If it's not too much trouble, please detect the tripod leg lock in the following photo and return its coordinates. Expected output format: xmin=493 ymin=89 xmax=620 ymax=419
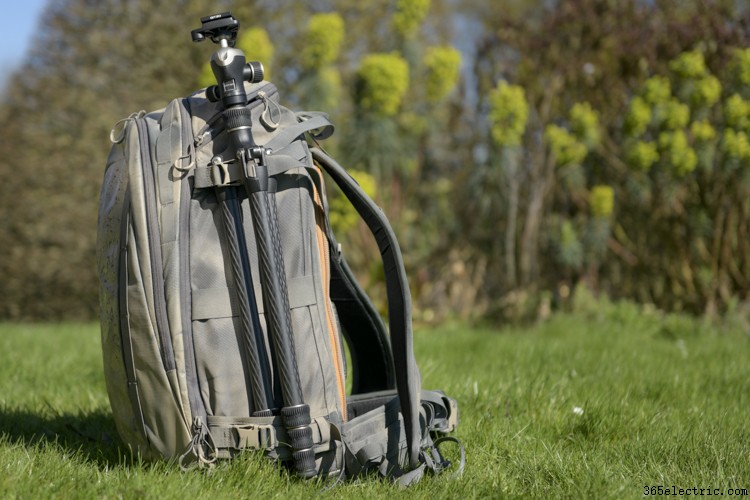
xmin=282 ymin=404 xmax=317 ymax=478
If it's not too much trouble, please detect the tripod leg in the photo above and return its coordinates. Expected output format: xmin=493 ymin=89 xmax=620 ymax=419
xmin=216 ymin=186 xmax=274 ymax=417
xmin=242 ymin=157 xmax=316 ymax=479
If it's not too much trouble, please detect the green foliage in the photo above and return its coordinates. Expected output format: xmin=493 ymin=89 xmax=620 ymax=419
xmin=238 ymin=27 xmax=275 ymax=78
xmin=424 ymin=45 xmax=462 ymax=103
xmin=393 ymin=0 xmax=431 ymax=38
xmin=690 ymin=75 xmax=722 ymax=107
xmin=585 ymin=217 xmax=612 ymax=258
xmin=669 ymin=49 xmax=708 ymax=79
xmin=3 ymin=0 xmax=750 ymax=321
xmin=660 ymin=99 xmax=690 ymax=130
xmin=658 ymin=130 xmax=697 ymax=176
xmin=355 ymin=52 xmax=410 ymax=117
xmin=641 ymin=75 xmax=671 ymax=105
xmin=317 ymin=66 xmax=342 ymax=107
xmin=626 ymin=140 xmax=660 ymax=171
xmin=463 ymin=2 xmax=750 ymax=317
xmin=729 ymin=47 xmax=750 ymax=88
xmin=545 ymin=124 xmax=587 ymax=167
xmin=328 ymin=169 xmax=377 ymax=234
xmin=625 ymin=96 xmax=652 ymax=136
xmin=724 ymin=93 xmax=750 ymax=130
xmin=198 ymin=61 xmax=215 ymax=88
xmin=544 ymin=101 xmax=599 ymax=170
xmin=589 ymin=185 xmax=614 ymax=218
xmin=690 ymin=120 xmax=717 ymax=142
xmin=297 ymin=66 xmax=343 ymax=113
xmin=296 ymin=13 xmax=344 ymax=114
xmin=558 ymin=220 xmax=583 ymax=269
xmin=341 ymin=113 xmax=404 ymax=182
xmin=570 ymin=102 xmax=600 ymax=148
xmin=488 ymin=81 xmax=529 ymax=147
xmin=301 ymin=13 xmax=345 ymax=69
xmin=721 ymin=128 xmax=750 ymax=161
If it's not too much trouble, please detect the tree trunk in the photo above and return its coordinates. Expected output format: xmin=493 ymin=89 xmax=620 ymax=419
xmin=505 ymin=178 xmax=520 ymax=288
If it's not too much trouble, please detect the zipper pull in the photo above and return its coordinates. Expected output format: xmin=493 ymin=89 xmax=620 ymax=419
xmin=195 ymin=131 xmax=208 ymax=149
xmin=258 ymin=90 xmax=281 ymax=130
xmin=179 ymin=416 xmax=217 ymax=470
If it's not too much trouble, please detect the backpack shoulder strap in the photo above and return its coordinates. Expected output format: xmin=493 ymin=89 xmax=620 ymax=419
xmin=329 ymin=253 xmax=396 ymax=394
xmin=309 ymin=146 xmax=422 ymax=470
xmin=303 ymin=148 xmax=395 ymax=396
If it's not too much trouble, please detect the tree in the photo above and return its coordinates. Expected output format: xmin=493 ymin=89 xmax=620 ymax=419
xmin=0 ymin=0 xmax=221 ymax=319
xmin=454 ymin=0 xmax=750 ymax=319
xmin=614 ymin=48 xmax=750 ymax=313
xmin=2 ymin=0 xmax=748 ymax=321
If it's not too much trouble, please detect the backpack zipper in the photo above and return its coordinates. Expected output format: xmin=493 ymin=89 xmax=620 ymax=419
xmin=310 ymin=166 xmax=347 ymax=421
xmin=135 ymin=117 xmax=176 ymax=371
xmin=118 ymin=194 xmax=149 ymax=441
xmin=177 ymin=98 xmax=209 ymax=422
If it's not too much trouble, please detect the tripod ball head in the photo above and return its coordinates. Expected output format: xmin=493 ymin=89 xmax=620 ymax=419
xmin=194 ymin=12 xmax=266 ymax=104
xmin=209 ymin=45 xmax=248 ymax=107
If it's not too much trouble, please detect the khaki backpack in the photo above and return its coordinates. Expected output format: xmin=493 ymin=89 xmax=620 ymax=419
xmin=97 ymin=13 xmax=461 ymax=485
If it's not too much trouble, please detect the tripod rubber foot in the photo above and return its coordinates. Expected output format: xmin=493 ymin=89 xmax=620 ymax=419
xmin=292 ymin=447 xmax=317 ymax=479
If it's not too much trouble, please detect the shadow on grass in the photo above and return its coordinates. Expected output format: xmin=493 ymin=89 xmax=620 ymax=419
xmin=0 ymin=406 xmax=138 ymax=469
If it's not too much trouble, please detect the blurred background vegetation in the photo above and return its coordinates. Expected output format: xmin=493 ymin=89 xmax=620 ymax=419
xmin=1 ymin=0 xmax=749 ymax=323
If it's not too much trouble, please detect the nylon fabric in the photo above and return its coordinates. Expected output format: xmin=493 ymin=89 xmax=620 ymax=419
xmin=98 ymin=121 xmax=151 ymax=455
xmin=98 ymin=75 xmax=461 ymax=483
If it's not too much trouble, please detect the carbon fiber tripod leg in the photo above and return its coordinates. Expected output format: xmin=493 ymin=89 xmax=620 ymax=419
xmin=241 ymin=152 xmax=316 ymax=478
xmin=215 ymin=186 xmax=274 ymax=417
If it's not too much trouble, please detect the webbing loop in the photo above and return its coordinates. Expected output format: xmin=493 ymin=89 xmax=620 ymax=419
xmin=109 ymin=111 xmax=146 ymax=144
xmin=429 ymin=436 xmax=465 ymax=478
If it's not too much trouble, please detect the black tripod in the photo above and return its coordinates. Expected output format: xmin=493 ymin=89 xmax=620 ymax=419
xmin=192 ymin=12 xmax=317 ymax=479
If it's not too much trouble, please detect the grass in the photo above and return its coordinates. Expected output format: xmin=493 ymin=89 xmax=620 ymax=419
xmin=1 ymin=303 xmax=749 ymax=498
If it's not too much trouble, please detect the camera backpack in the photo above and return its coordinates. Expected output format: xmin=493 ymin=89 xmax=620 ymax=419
xmin=96 ymin=13 xmax=461 ymax=485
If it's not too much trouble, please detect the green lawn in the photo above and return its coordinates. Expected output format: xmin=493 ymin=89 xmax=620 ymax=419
xmin=1 ymin=303 xmax=749 ymax=498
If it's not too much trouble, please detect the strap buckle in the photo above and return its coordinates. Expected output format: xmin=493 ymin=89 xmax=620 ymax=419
xmin=209 ymin=155 xmax=257 ymax=186
xmin=232 ymin=424 xmax=277 ymax=451
xmin=210 ymin=160 xmax=232 ymax=186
